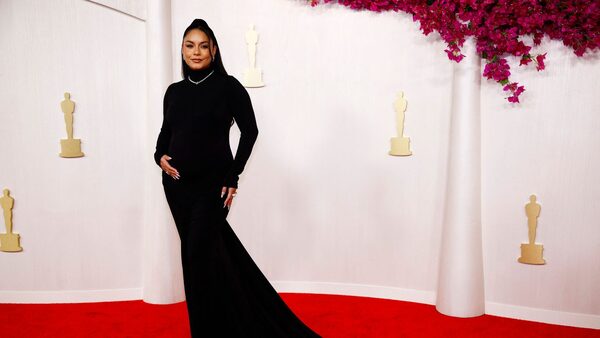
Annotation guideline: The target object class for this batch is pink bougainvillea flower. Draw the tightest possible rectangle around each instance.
[503,83,518,92]
[535,53,547,71]
[445,48,465,62]
[483,59,511,82]
[520,54,532,66]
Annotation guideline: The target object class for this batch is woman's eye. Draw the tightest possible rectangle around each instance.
[185,45,193,48]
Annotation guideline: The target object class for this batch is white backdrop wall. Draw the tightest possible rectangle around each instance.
[0,0,146,301]
[173,0,600,326]
[1,0,598,329]
[481,40,600,319]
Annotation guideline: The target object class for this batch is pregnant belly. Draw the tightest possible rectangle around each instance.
[168,144,232,177]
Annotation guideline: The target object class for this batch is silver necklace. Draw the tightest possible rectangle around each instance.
[187,70,214,85]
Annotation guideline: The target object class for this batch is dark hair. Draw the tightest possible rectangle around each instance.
[181,19,228,78]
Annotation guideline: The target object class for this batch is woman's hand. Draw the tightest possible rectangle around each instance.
[221,186,237,208]
[160,155,180,179]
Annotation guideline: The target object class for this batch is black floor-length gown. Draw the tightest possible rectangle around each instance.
[154,66,320,337]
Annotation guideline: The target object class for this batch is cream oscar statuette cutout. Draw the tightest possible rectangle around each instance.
[389,91,412,156]
[59,92,84,158]
[0,189,22,252]
[242,24,265,88]
[518,194,546,265]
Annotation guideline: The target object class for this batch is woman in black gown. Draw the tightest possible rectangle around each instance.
[154,19,321,337]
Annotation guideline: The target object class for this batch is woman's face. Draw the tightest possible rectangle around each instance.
[182,29,217,71]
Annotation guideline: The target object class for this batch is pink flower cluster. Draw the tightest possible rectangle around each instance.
[310,0,600,103]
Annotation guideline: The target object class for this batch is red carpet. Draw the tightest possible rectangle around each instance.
[1,293,598,337]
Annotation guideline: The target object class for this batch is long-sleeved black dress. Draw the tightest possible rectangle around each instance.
[154,66,321,337]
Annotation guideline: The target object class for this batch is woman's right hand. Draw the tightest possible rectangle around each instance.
[160,155,180,180]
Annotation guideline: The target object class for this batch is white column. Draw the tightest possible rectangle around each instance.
[142,0,185,304]
[435,38,485,317]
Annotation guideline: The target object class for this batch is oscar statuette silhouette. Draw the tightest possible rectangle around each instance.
[518,194,546,265]
[59,92,84,158]
[389,91,412,156]
[0,189,22,252]
[242,25,265,88]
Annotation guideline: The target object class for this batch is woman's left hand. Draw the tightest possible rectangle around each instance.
[221,186,237,208]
